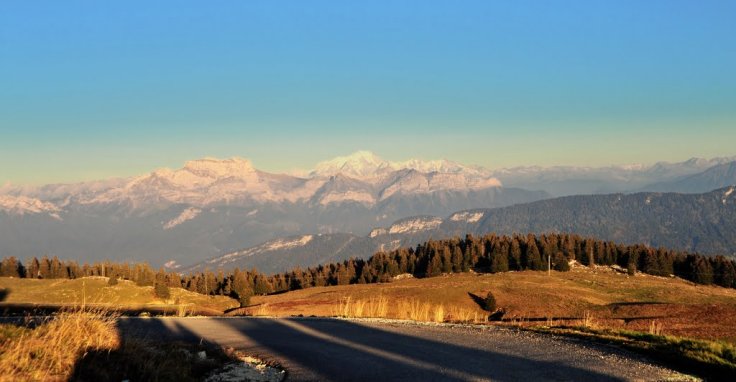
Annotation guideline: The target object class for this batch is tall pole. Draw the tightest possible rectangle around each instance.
[548,254,551,276]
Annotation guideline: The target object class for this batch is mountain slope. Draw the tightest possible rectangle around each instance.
[493,156,736,196]
[455,186,736,255]
[192,187,736,273]
[641,161,736,193]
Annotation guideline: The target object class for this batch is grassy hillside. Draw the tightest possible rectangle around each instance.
[0,277,238,314]
[243,266,736,343]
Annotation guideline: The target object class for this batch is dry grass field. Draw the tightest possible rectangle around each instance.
[0,277,238,314]
[242,266,736,344]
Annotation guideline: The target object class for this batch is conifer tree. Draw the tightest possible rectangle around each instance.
[525,238,544,270]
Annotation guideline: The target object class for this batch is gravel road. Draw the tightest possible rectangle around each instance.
[118,317,694,381]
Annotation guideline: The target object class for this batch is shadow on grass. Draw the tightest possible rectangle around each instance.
[69,318,232,382]
[0,302,221,317]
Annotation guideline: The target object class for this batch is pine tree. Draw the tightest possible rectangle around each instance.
[553,252,570,271]
[153,269,170,300]
[27,257,40,279]
[525,238,543,270]
[426,254,442,277]
[509,238,522,270]
[253,274,273,295]
[0,257,21,278]
[489,249,509,273]
[232,269,248,298]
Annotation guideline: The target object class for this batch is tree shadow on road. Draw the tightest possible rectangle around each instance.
[117,317,638,382]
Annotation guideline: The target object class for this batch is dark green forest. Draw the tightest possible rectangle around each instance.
[2,233,735,305]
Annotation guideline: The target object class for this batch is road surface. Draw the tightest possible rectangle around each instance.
[118,317,690,381]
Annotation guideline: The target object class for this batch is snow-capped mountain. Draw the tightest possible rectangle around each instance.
[0,151,541,267]
[309,150,490,180]
[0,152,503,213]
[0,195,62,219]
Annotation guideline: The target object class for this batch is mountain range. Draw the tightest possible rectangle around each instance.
[0,152,541,267]
[187,186,736,274]
[1,151,735,270]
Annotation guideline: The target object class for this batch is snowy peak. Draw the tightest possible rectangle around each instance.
[312,150,496,182]
[312,150,391,179]
[395,158,488,176]
[0,195,62,219]
[136,157,258,189]
[182,157,256,179]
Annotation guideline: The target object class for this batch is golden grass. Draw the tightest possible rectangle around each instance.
[649,320,664,336]
[529,325,736,380]
[0,277,238,313]
[327,295,481,324]
[580,311,597,329]
[0,309,119,381]
[247,269,736,342]
[333,296,390,319]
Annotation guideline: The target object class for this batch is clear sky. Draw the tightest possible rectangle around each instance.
[1,1,735,185]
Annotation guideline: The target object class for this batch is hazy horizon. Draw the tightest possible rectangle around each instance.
[2,149,735,187]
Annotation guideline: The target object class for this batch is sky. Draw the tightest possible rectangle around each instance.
[1,1,735,185]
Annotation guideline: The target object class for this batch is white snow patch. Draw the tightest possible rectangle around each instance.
[0,195,62,217]
[379,239,402,252]
[209,235,315,266]
[724,186,735,205]
[369,228,388,238]
[319,191,375,205]
[164,260,181,269]
[163,207,201,230]
[265,235,313,251]
[449,211,484,223]
[388,217,442,234]
[246,209,259,217]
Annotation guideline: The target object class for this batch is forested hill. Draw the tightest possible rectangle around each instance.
[444,186,736,256]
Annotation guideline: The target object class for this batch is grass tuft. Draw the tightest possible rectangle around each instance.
[0,308,119,381]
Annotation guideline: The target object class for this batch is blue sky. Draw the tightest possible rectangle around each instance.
[1,1,735,184]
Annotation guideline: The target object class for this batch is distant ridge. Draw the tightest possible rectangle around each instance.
[640,161,736,193]
[186,186,736,274]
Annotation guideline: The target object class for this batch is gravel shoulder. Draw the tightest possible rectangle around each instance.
[118,317,698,381]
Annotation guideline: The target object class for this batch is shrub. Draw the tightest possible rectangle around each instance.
[154,282,170,300]
[482,292,497,312]
[238,294,251,308]
[107,275,118,286]
[555,254,571,271]
[237,288,254,307]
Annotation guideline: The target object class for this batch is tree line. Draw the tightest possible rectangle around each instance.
[2,233,735,306]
